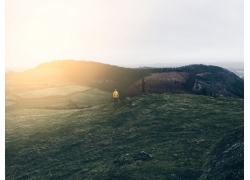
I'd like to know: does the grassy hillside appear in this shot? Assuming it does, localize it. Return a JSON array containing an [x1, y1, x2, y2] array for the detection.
[[5, 60, 244, 99], [5, 85, 112, 110], [6, 92, 243, 179]]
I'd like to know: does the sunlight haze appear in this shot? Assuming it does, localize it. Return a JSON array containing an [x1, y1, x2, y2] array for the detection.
[[6, 0, 244, 68], [3, 1, 248, 179]]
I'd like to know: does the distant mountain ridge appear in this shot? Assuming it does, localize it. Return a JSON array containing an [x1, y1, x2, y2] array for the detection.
[[5, 60, 244, 98], [122, 61, 244, 69]]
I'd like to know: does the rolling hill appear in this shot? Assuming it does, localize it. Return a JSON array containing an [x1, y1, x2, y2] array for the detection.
[[5, 60, 244, 99]]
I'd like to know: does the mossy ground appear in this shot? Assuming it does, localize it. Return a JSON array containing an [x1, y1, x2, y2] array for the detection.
[[6, 93, 243, 179]]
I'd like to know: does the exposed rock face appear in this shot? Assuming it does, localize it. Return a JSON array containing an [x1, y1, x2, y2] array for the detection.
[[199, 127, 244, 180], [192, 72, 242, 98], [126, 65, 244, 98]]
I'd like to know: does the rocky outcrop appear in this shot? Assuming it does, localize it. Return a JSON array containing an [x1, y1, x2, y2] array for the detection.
[[192, 72, 241, 98], [199, 127, 244, 180]]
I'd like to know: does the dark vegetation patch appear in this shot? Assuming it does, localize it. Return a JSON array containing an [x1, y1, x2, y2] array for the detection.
[[6, 94, 244, 179]]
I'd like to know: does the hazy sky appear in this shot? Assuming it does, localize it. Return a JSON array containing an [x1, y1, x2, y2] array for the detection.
[[5, 0, 244, 68]]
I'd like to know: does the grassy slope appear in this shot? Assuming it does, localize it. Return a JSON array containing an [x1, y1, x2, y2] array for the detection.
[[5, 94, 243, 180], [6, 86, 112, 110]]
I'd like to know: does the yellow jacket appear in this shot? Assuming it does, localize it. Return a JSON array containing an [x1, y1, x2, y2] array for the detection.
[[113, 90, 119, 99]]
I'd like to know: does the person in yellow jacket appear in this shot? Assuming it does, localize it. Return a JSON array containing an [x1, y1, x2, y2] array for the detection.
[[113, 89, 119, 104]]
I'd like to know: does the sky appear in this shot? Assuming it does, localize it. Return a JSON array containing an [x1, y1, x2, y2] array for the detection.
[[5, 0, 244, 68]]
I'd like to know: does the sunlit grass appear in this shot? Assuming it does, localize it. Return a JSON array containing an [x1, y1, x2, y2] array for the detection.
[[16, 85, 92, 99], [5, 84, 112, 110]]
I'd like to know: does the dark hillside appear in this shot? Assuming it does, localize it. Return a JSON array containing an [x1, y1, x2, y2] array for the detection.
[[180, 65, 244, 98], [126, 64, 243, 98], [6, 60, 244, 98], [37, 60, 144, 83], [8, 60, 148, 98], [6, 94, 244, 179], [126, 72, 190, 96]]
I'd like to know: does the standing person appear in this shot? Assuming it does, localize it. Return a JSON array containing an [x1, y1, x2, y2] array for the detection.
[[142, 78, 146, 94], [113, 89, 119, 104]]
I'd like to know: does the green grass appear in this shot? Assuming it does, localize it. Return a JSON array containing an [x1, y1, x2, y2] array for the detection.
[[5, 86, 112, 110], [5, 93, 243, 180], [15, 85, 92, 99]]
